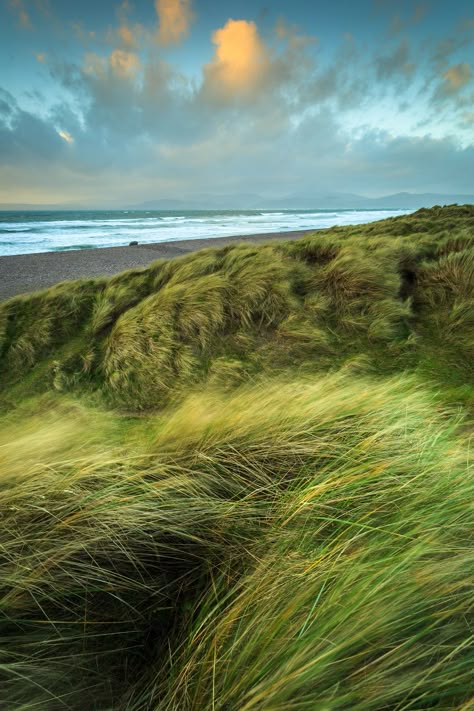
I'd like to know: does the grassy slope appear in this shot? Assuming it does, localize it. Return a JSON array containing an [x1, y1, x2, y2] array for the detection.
[[0, 205, 473, 709], [1, 204, 473, 410]]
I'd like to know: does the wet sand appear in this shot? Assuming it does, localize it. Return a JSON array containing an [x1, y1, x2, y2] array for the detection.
[[0, 229, 314, 301]]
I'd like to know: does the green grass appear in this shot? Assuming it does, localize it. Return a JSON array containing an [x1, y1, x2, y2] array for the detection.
[[1, 205, 473, 411], [0, 206, 473, 709]]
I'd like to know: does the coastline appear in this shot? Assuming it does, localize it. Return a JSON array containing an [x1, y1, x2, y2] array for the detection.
[[0, 228, 314, 301]]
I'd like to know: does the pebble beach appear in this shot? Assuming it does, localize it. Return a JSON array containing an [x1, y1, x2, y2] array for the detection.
[[0, 229, 314, 301]]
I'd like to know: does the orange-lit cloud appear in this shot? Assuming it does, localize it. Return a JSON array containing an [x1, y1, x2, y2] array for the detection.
[[58, 130, 74, 144], [109, 49, 141, 78], [155, 0, 193, 45], [83, 50, 140, 80], [9, 0, 31, 29], [203, 19, 271, 99], [117, 25, 136, 49], [36, 52, 47, 63], [113, 0, 138, 49], [441, 63, 472, 93]]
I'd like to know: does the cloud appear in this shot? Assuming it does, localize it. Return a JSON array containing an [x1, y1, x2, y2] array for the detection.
[[2, 7, 474, 206], [46, 47, 195, 168], [109, 49, 141, 79], [413, 4, 428, 23], [390, 3, 428, 34], [440, 63, 472, 93], [112, 0, 140, 49], [201, 19, 272, 101], [2, 80, 474, 205], [431, 62, 473, 108], [155, 0, 193, 46], [36, 52, 47, 63], [71, 21, 97, 46], [301, 34, 369, 110], [347, 131, 474, 193], [0, 89, 67, 164], [461, 111, 474, 126], [8, 0, 31, 29], [117, 25, 136, 49], [430, 23, 474, 71], [81, 49, 141, 83], [274, 17, 316, 50], [375, 40, 415, 82], [58, 129, 74, 144]]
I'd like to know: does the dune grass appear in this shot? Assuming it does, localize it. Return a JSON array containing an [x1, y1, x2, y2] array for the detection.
[[1, 377, 472, 709], [1, 204, 473, 410], [0, 205, 473, 709]]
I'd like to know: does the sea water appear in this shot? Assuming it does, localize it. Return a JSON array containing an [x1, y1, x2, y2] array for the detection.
[[0, 209, 411, 256]]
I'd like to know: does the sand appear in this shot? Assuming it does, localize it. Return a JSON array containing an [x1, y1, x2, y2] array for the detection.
[[0, 229, 314, 301]]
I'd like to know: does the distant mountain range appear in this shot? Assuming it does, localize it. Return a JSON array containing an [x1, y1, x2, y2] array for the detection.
[[134, 192, 474, 211], [1, 192, 473, 211]]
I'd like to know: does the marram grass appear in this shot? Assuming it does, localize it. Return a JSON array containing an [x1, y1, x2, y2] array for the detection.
[[1, 205, 473, 409], [0, 206, 473, 709], [1, 376, 473, 709]]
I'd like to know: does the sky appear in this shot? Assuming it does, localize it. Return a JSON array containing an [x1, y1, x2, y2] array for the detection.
[[0, 0, 473, 206]]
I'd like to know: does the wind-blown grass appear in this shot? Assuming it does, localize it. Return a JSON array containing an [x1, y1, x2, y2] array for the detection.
[[0, 377, 472, 709], [1, 205, 473, 409], [0, 206, 473, 709]]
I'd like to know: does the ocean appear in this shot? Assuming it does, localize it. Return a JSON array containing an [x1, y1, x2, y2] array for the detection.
[[0, 208, 411, 256]]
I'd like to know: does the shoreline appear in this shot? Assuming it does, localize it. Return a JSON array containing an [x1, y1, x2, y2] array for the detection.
[[0, 228, 315, 301]]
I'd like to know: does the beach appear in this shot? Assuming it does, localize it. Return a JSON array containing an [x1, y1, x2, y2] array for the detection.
[[0, 228, 313, 301]]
